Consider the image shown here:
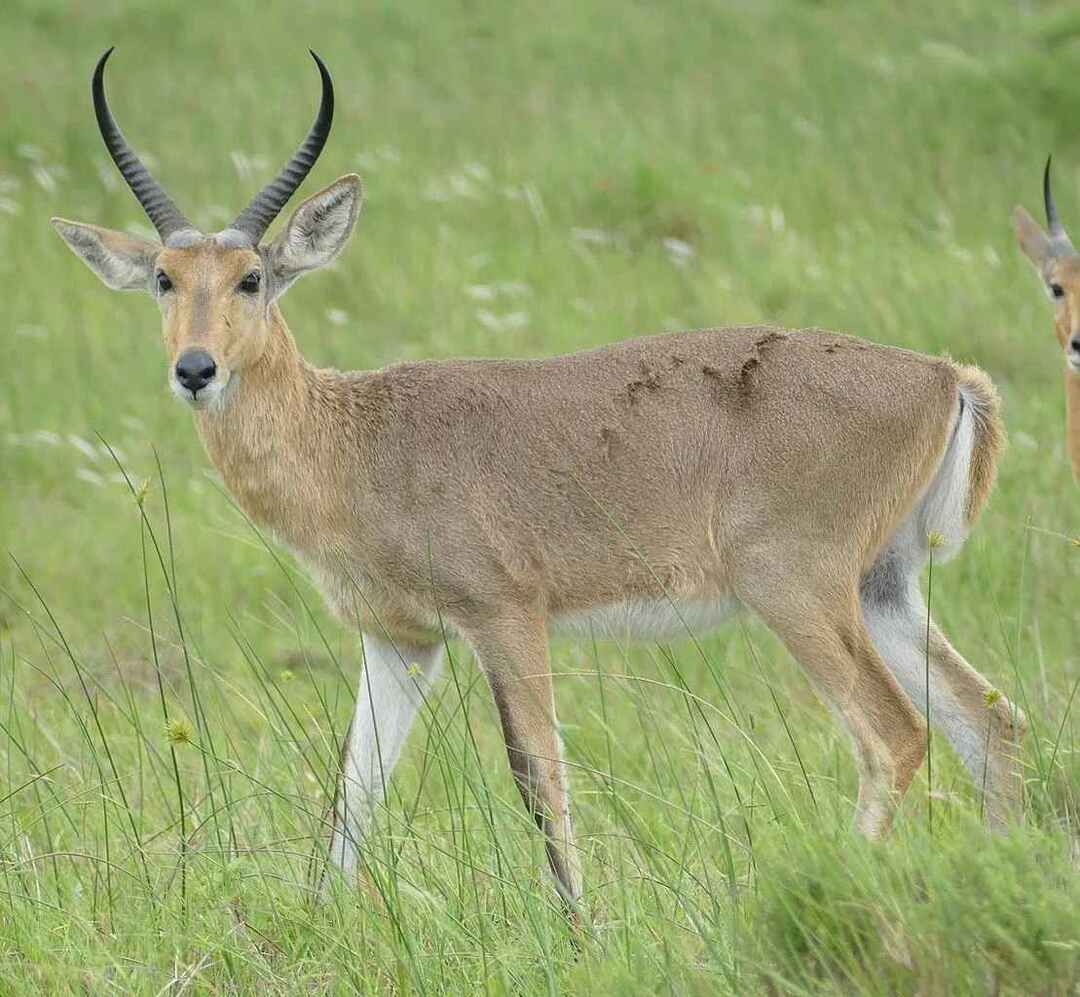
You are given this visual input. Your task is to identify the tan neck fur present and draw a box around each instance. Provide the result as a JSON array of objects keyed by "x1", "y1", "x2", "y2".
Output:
[
  {"x1": 193, "y1": 306, "x2": 351, "y2": 549},
  {"x1": 1067, "y1": 367, "x2": 1080, "y2": 482}
]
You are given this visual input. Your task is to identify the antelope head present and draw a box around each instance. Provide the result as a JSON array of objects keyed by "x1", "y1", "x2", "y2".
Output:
[
  {"x1": 52, "y1": 49, "x2": 362, "y2": 410},
  {"x1": 1013, "y1": 157, "x2": 1080, "y2": 376}
]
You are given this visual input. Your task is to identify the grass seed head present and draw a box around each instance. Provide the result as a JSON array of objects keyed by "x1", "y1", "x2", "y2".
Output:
[{"x1": 164, "y1": 718, "x2": 194, "y2": 746}]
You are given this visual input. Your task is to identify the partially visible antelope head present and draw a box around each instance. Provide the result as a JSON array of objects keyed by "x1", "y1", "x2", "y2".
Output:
[
  {"x1": 1013, "y1": 157, "x2": 1080, "y2": 375},
  {"x1": 52, "y1": 49, "x2": 362, "y2": 409},
  {"x1": 1013, "y1": 157, "x2": 1080, "y2": 482}
]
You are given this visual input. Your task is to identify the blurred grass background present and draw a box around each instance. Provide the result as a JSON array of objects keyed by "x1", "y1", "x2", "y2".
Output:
[{"x1": 1, "y1": 0, "x2": 1079, "y2": 993}]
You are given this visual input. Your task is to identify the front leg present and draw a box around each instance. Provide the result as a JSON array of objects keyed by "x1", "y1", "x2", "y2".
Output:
[{"x1": 326, "y1": 633, "x2": 445, "y2": 883}]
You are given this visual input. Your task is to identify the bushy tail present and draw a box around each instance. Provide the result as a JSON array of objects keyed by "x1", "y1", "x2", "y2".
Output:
[
  {"x1": 903, "y1": 364, "x2": 1004, "y2": 565},
  {"x1": 955, "y1": 365, "x2": 1005, "y2": 525}
]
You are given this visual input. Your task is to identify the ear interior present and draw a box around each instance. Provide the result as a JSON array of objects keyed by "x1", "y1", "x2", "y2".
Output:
[
  {"x1": 267, "y1": 175, "x2": 363, "y2": 298},
  {"x1": 51, "y1": 218, "x2": 159, "y2": 291},
  {"x1": 1012, "y1": 205, "x2": 1052, "y2": 270}
]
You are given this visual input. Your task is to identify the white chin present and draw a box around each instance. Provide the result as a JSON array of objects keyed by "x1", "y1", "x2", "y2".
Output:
[
  {"x1": 170, "y1": 376, "x2": 231, "y2": 410},
  {"x1": 1068, "y1": 356, "x2": 1080, "y2": 374}
]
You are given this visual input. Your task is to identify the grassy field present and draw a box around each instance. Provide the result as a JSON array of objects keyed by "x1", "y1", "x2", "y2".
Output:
[{"x1": 2, "y1": 0, "x2": 1080, "y2": 992}]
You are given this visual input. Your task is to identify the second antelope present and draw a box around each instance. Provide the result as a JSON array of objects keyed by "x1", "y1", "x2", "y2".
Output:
[
  {"x1": 1013, "y1": 158, "x2": 1080, "y2": 483},
  {"x1": 53, "y1": 50, "x2": 1025, "y2": 917}
]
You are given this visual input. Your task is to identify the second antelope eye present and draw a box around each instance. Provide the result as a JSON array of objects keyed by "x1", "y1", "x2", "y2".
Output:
[
  {"x1": 1051, "y1": 282, "x2": 1065, "y2": 299},
  {"x1": 239, "y1": 272, "x2": 261, "y2": 294},
  {"x1": 156, "y1": 271, "x2": 173, "y2": 294}
]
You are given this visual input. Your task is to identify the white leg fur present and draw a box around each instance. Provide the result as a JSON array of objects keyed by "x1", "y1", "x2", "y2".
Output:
[
  {"x1": 327, "y1": 634, "x2": 445, "y2": 879},
  {"x1": 863, "y1": 582, "x2": 986, "y2": 775},
  {"x1": 860, "y1": 390, "x2": 1023, "y2": 823}
]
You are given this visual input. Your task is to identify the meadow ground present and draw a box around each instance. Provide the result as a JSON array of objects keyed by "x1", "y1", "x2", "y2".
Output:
[{"x1": 2, "y1": 0, "x2": 1080, "y2": 993}]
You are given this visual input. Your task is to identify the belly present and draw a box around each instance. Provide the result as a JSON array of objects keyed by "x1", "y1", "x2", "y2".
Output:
[{"x1": 551, "y1": 597, "x2": 738, "y2": 641}]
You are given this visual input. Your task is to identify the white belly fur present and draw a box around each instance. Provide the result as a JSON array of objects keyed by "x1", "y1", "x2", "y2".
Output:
[{"x1": 552, "y1": 597, "x2": 739, "y2": 641}]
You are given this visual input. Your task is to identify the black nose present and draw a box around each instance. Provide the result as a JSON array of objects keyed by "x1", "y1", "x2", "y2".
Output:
[
  {"x1": 175, "y1": 349, "x2": 217, "y2": 394},
  {"x1": 1071, "y1": 334, "x2": 1080, "y2": 354}
]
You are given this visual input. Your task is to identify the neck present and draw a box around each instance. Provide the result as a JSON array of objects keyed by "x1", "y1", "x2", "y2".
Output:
[
  {"x1": 193, "y1": 306, "x2": 337, "y2": 546},
  {"x1": 1067, "y1": 365, "x2": 1080, "y2": 483}
]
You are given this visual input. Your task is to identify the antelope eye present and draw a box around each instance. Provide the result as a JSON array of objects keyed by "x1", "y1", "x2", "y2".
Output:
[
  {"x1": 156, "y1": 271, "x2": 173, "y2": 294},
  {"x1": 238, "y1": 271, "x2": 261, "y2": 294},
  {"x1": 1051, "y1": 282, "x2": 1065, "y2": 300}
]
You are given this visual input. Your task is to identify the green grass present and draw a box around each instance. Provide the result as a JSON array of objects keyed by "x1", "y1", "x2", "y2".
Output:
[{"x1": 2, "y1": 0, "x2": 1080, "y2": 992}]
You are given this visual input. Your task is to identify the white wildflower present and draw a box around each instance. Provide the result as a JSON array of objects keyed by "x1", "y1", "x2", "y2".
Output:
[
  {"x1": 572, "y1": 227, "x2": 614, "y2": 245},
  {"x1": 15, "y1": 325, "x2": 47, "y2": 340},
  {"x1": 95, "y1": 159, "x2": 119, "y2": 191},
  {"x1": 477, "y1": 309, "x2": 529, "y2": 332},
  {"x1": 230, "y1": 151, "x2": 269, "y2": 180},
  {"x1": 31, "y1": 165, "x2": 56, "y2": 194},
  {"x1": 663, "y1": 238, "x2": 694, "y2": 265},
  {"x1": 68, "y1": 434, "x2": 100, "y2": 462},
  {"x1": 464, "y1": 162, "x2": 490, "y2": 183},
  {"x1": 76, "y1": 467, "x2": 106, "y2": 487},
  {"x1": 449, "y1": 173, "x2": 481, "y2": 199}
]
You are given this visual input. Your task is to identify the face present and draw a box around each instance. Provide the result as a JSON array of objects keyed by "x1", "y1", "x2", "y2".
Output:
[
  {"x1": 1039, "y1": 256, "x2": 1080, "y2": 374},
  {"x1": 1013, "y1": 204, "x2": 1080, "y2": 374},
  {"x1": 154, "y1": 239, "x2": 269, "y2": 410},
  {"x1": 51, "y1": 173, "x2": 363, "y2": 413},
  {"x1": 52, "y1": 49, "x2": 361, "y2": 415}
]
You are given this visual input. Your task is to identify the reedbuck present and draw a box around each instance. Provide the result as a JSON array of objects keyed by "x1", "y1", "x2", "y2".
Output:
[
  {"x1": 54, "y1": 50, "x2": 1024, "y2": 916},
  {"x1": 1013, "y1": 158, "x2": 1080, "y2": 483}
]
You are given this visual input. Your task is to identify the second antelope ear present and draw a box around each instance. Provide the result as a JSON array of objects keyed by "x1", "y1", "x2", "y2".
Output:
[
  {"x1": 51, "y1": 218, "x2": 159, "y2": 291},
  {"x1": 1012, "y1": 205, "x2": 1052, "y2": 268},
  {"x1": 266, "y1": 175, "x2": 363, "y2": 300}
]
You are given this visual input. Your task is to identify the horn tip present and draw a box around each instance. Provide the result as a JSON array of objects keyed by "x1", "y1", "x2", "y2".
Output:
[
  {"x1": 309, "y1": 49, "x2": 332, "y2": 83},
  {"x1": 93, "y1": 47, "x2": 115, "y2": 85}
]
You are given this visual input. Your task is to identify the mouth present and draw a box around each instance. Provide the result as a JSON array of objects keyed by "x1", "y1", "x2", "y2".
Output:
[
  {"x1": 1068, "y1": 354, "x2": 1080, "y2": 375},
  {"x1": 170, "y1": 373, "x2": 232, "y2": 410}
]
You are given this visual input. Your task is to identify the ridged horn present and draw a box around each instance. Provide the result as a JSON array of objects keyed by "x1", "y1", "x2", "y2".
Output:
[
  {"x1": 229, "y1": 51, "x2": 334, "y2": 245},
  {"x1": 92, "y1": 47, "x2": 196, "y2": 242},
  {"x1": 1044, "y1": 155, "x2": 1074, "y2": 254}
]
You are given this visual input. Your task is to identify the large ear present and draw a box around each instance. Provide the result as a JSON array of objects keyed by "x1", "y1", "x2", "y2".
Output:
[
  {"x1": 51, "y1": 218, "x2": 159, "y2": 291},
  {"x1": 1012, "y1": 205, "x2": 1052, "y2": 270},
  {"x1": 266, "y1": 175, "x2": 363, "y2": 299}
]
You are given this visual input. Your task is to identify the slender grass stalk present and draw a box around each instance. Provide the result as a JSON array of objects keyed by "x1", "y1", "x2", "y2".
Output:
[{"x1": 140, "y1": 525, "x2": 187, "y2": 916}]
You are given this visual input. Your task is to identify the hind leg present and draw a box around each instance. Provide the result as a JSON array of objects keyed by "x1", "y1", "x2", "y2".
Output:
[
  {"x1": 745, "y1": 580, "x2": 928, "y2": 837},
  {"x1": 465, "y1": 614, "x2": 583, "y2": 911},
  {"x1": 861, "y1": 556, "x2": 1025, "y2": 829}
]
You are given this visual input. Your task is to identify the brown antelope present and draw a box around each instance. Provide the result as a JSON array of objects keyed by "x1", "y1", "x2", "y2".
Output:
[
  {"x1": 53, "y1": 49, "x2": 1024, "y2": 915},
  {"x1": 1013, "y1": 158, "x2": 1080, "y2": 483}
]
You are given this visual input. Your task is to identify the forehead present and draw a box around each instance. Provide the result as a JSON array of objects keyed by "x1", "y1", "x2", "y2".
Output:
[
  {"x1": 1050, "y1": 256, "x2": 1080, "y2": 283},
  {"x1": 157, "y1": 237, "x2": 260, "y2": 282}
]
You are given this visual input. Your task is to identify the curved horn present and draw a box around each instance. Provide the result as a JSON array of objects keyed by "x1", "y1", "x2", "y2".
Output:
[
  {"x1": 92, "y1": 48, "x2": 196, "y2": 242},
  {"x1": 229, "y1": 51, "x2": 335, "y2": 245},
  {"x1": 1044, "y1": 155, "x2": 1074, "y2": 253}
]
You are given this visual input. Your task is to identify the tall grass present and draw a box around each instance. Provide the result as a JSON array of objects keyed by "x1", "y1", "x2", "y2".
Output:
[{"x1": 2, "y1": 0, "x2": 1079, "y2": 992}]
